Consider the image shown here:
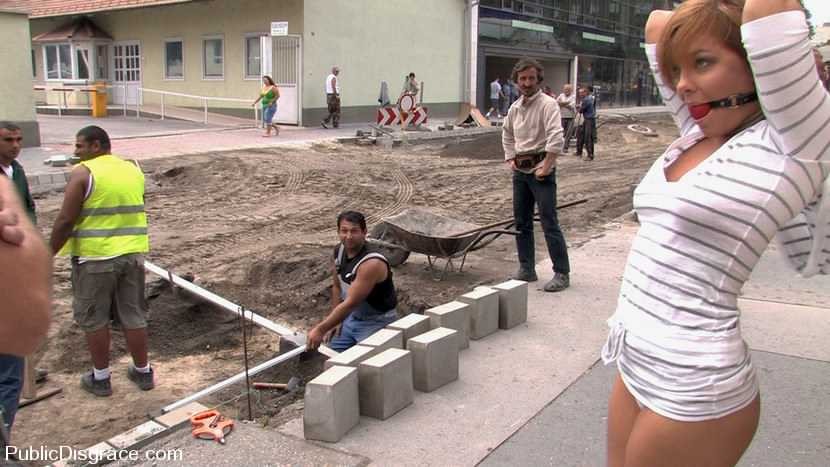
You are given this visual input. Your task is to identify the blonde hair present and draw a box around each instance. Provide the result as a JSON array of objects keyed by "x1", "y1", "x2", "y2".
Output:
[{"x1": 658, "y1": 0, "x2": 747, "y2": 88}]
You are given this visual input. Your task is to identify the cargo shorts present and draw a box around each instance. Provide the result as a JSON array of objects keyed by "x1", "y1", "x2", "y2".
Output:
[{"x1": 71, "y1": 254, "x2": 148, "y2": 332}]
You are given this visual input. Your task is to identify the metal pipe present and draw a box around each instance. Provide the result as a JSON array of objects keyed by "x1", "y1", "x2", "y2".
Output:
[
  {"x1": 161, "y1": 93, "x2": 165, "y2": 120},
  {"x1": 161, "y1": 344, "x2": 306, "y2": 413},
  {"x1": 203, "y1": 98, "x2": 208, "y2": 124},
  {"x1": 123, "y1": 84, "x2": 128, "y2": 116},
  {"x1": 142, "y1": 261, "x2": 301, "y2": 339}
]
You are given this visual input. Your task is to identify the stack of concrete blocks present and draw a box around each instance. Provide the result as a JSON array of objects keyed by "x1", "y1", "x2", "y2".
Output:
[
  {"x1": 407, "y1": 327, "x2": 459, "y2": 392},
  {"x1": 358, "y1": 348, "x2": 414, "y2": 419},
  {"x1": 425, "y1": 301, "x2": 470, "y2": 350},
  {"x1": 387, "y1": 313, "x2": 432, "y2": 345},
  {"x1": 303, "y1": 365, "x2": 360, "y2": 442},
  {"x1": 492, "y1": 279, "x2": 528, "y2": 329},
  {"x1": 323, "y1": 344, "x2": 377, "y2": 370},
  {"x1": 457, "y1": 286, "x2": 500, "y2": 340}
]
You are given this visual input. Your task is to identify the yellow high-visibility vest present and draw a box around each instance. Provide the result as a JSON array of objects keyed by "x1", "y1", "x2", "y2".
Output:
[{"x1": 59, "y1": 155, "x2": 149, "y2": 257}]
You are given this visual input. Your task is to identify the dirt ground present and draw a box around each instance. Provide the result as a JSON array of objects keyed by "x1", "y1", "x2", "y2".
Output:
[{"x1": 15, "y1": 115, "x2": 678, "y2": 459}]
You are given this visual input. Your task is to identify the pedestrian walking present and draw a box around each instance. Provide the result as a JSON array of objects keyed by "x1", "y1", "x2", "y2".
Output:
[
  {"x1": 252, "y1": 75, "x2": 280, "y2": 137},
  {"x1": 501, "y1": 58, "x2": 570, "y2": 292},
  {"x1": 603, "y1": 2, "x2": 830, "y2": 466},
  {"x1": 556, "y1": 85, "x2": 577, "y2": 153},
  {"x1": 485, "y1": 77, "x2": 504, "y2": 118},
  {"x1": 321, "y1": 66, "x2": 341, "y2": 129},
  {"x1": 575, "y1": 86, "x2": 596, "y2": 160}
]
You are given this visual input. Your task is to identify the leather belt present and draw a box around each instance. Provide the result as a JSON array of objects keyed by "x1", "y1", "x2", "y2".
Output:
[{"x1": 514, "y1": 152, "x2": 546, "y2": 169}]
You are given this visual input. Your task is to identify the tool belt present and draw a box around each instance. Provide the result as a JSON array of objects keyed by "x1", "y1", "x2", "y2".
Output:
[{"x1": 514, "y1": 152, "x2": 546, "y2": 170}]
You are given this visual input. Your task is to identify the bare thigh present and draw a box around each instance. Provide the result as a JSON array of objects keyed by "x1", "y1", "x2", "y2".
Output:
[
  {"x1": 607, "y1": 373, "x2": 642, "y2": 467},
  {"x1": 624, "y1": 391, "x2": 760, "y2": 467}
]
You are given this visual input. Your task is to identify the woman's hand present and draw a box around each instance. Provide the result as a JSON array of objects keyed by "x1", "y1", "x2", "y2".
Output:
[{"x1": 645, "y1": 10, "x2": 673, "y2": 45}]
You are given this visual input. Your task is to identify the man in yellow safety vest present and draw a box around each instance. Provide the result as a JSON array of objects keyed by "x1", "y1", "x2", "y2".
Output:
[{"x1": 50, "y1": 126, "x2": 152, "y2": 397}]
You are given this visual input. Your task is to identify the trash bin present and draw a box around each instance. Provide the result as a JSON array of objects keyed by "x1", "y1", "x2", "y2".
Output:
[{"x1": 91, "y1": 82, "x2": 108, "y2": 118}]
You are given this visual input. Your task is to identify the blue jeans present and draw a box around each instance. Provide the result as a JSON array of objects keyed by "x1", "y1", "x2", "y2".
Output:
[
  {"x1": 0, "y1": 354, "x2": 23, "y2": 431},
  {"x1": 328, "y1": 310, "x2": 398, "y2": 352},
  {"x1": 262, "y1": 104, "x2": 277, "y2": 124},
  {"x1": 513, "y1": 169, "x2": 570, "y2": 274}
]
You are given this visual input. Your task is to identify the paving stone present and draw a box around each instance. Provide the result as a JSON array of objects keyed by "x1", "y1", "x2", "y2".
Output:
[
  {"x1": 107, "y1": 420, "x2": 166, "y2": 449},
  {"x1": 492, "y1": 280, "x2": 528, "y2": 329},
  {"x1": 387, "y1": 313, "x2": 432, "y2": 344},
  {"x1": 358, "y1": 348, "x2": 414, "y2": 420},
  {"x1": 407, "y1": 327, "x2": 459, "y2": 392},
  {"x1": 303, "y1": 365, "x2": 360, "y2": 443},
  {"x1": 324, "y1": 344, "x2": 377, "y2": 370},
  {"x1": 425, "y1": 300, "x2": 470, "y2": 349},
  {"x1": 154, "y1": 401, "x2": 208, "y2": 429},
  {"x1": 458, "y1": 286, "x2": 500, "y2": 339},
  {"x1": 359, "y1": 328, "x2": 403, "y2": 353}
]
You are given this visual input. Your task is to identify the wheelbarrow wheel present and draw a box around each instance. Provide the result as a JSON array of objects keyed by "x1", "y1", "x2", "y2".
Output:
[{"x1": 369, "y1": 224, "x2": 410, "y2": 267}]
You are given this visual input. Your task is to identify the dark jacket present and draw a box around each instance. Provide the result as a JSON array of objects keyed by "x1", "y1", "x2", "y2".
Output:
[{"x1": 5, "y1": 160, "x2": 36, "y2": 223}]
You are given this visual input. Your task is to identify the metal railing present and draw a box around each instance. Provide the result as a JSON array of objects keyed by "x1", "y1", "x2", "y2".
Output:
[{"x1": 33, "y1": 83, "x2": 260, "y2": 126}]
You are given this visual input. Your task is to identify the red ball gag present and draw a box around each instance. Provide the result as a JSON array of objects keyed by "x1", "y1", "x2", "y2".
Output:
[{"x1": 689, "y1": 103, "x2": 712, "y2": 120}]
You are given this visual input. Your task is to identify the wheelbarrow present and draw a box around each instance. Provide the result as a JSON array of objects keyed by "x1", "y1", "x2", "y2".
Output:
[{"x1": 368, "y1": 199, "x2": 587, "y2": 279}]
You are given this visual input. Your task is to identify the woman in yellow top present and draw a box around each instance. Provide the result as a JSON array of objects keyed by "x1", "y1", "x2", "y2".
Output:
[{"x1": 252, "y1": 75, "x2": 280, "y2": 137}]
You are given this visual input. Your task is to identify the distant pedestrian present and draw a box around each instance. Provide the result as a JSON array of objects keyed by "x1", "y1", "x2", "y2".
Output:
[
  {"x1": 321, "y1": 66, "x2": 341, "y2": 129},
  {"x1": 402, "y1": 72, "x2": 420, "y2": 100},
  {"x1": 486, "y1": 77, "x2": 504, "y2": 118},
  {"x1": 252, "y1": 75, "x2": 280, "y2": 137},
  {"x1": 576, "y1": 86, "x2": 596, "y2": 161},
  {"x1": 50, "y1": 126, "x2": 154, "y2": 398},
  {"x1": 814, "y1": 48, "x2": 829, "y2": 90},
  {"x1": 556, "y1": 85, "x2": 576, "y2": 153},
  {"x1": 501, "y1": 58, "x2": 570, "y2": 292}
]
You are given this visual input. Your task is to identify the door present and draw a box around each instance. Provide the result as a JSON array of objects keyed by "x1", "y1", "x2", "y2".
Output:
[
  {"x1": 265, "y1": 35, "x2": 301, "y2": 125},
  {"x1": 111, "y1": 41, "x2": 142, "y2": 105}
]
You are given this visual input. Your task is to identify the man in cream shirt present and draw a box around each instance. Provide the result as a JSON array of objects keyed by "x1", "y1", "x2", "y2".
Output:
[{"x1": 502, "y1": 58, "x2": 571, "y2": 292}]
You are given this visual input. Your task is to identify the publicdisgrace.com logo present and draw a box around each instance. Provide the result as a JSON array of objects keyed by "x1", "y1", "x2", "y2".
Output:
[{"x1": 5, "y1": 445, "x2": 183, "y2": 463}]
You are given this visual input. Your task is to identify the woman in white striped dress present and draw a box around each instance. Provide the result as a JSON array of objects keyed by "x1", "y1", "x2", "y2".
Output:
[{"x1": 602, "y1": 1, "x2": 830, "y2": 466}]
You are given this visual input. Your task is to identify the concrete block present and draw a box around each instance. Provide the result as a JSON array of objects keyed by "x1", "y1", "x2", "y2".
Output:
[
  {"x1": 359, "y1": 328, "x2": 403, "y2": 353},
  {"x1": 425, "y1": 301, "x2": 470, "y2": 349},
  {"x1": 407, "y1": 327, "x2": 459, "y2": 392},
  {"x1": 324, "y1": 344, "x2": 376, "y2": 370},
  {"x1": 154, "y1": 401, "x2": 209, "y2": 429},
  {"x1": 358, "y1": 348, "x2": 414, "y2": 420},
  {"x1": 387, "y1": 313, "x2": 432, "y2": 343},
  {"x1": 492, "y1": 279, "x2": 528, "y2": 329},
  {"x1": 107, "y1": 420, "x2": 166, "y2": 449},
  {"x1": 458, "y1": 286, "x2": 500, "y2": 339},
  {"x1": 303, "y1": 365, "x2": 360, "y2": 443}
]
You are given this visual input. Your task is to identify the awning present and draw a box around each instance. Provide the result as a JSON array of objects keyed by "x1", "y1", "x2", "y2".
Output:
[{"x1": 32, "y1": 17, "x2": 112, "y2": 42}]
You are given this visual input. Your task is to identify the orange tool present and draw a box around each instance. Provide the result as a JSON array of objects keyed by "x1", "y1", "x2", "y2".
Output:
[{"x1": 190, "y1": 409, "x2": 234, "y2": 444}]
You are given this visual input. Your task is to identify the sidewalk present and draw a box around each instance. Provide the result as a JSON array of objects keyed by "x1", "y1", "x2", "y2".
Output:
[{"x1": 89, "y1": 219, "x2": 829, "y2": 467}]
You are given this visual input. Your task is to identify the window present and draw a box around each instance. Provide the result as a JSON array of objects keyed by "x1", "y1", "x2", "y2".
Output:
[
  {"x1": 202, "y1": 36, "x2": 224, "y2": 79},
  {"x1": 96, "y1": 45, "x2": 108, "y2": 80},
  {"x1": 44, "y1": 43, "x2": 72, "y2": 80},
  {"x1": 165, "y1": 39, "x2": 184, "y2": 79},
  {"x1": 76, "y1": 48, "x2": 90, "y2": 79},
  {"x1": 244, "y1": 35, "x2": 264, "y2": 79}
]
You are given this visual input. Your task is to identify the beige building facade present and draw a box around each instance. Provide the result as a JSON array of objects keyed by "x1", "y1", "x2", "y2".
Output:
[
  {"x1": 2, "y1": 8, "x2": 39, "y2": 146},
  {"x1": 29, "y1": 0, "x2": 468, "y2": 126}
]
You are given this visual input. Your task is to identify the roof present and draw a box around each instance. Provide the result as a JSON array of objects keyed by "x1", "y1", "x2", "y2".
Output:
[
  {"x1": 32, "y1": 17, "x2": 113, "y2": 42},
  {"x1": 0, "y1": 1, "x2": 30, "y2": 14},
  {"x1": 6, "y1": 0, "x2": 196, "y2": 19}
]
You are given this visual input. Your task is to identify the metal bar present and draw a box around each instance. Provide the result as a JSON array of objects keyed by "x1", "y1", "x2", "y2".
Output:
[
  {"x1": 142, "y1": 260, "x2": 301, "y2": 338},
  {"x1": 161, "y1": 93, "x2": 165, "y2": 120},
  {"x1": 161, "y1": 344, "x2": 306, "y2": 413},
  {"x1": 204, "y1": 98, "x2": 208, "y2": 124},
  {"x1": 123, "y1": 84, "x2": 127, "y2": 116}
]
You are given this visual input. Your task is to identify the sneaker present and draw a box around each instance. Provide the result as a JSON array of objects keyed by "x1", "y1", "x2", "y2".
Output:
[
  {"x1": 320, "y1": 121, "x2": 328, "y2": 129},
  {"x1": 512, "y1": 268, "x2": 538, "y2": 282},
  {"x1": 127, "y1": 366, "x2": 155, "y2": 391},
  {"x1": 80, "y1": 372, "x2": 112, "y2": 397},
  {"x1": 543, "y1": 272, "x2": 570, "y2": 292}
]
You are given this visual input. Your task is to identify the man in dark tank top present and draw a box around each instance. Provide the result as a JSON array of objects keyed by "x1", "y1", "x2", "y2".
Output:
[{"x1": 307, "y1": 211, "x2": 398, "y2": 352}]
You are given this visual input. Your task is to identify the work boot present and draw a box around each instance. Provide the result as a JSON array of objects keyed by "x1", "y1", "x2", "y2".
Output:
[
  {"x1": 80, "y1": 372, "x2": 112, "y2": 397},
  {"x1": 512, "y1": 268, "x2": 538, "y2": 282},
  {"x1": 543, "y1": 272, "x2": 570, "y2": 292},
  {"x1": 320, "y1": 121, "x2": 328, "y2": 129},
  {"x1": 35, "y1": 368, "x2": 48, "y2": 384},
  {"x1": 127, "y1": 366, "x2": 155, "y2": 391}
]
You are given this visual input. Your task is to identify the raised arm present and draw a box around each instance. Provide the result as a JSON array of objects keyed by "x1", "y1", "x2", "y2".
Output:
[
  {"x1": 742, "y1": 1, "x2": 830, "y2": 162},
  {"x1": 645, "y1": 10, "x2": 700, "y2": 137}
]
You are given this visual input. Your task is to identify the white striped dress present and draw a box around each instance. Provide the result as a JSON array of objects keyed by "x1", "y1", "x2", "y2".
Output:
[{"x1": 601, "y1": 10, "x2": 830, "y2": 422}]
